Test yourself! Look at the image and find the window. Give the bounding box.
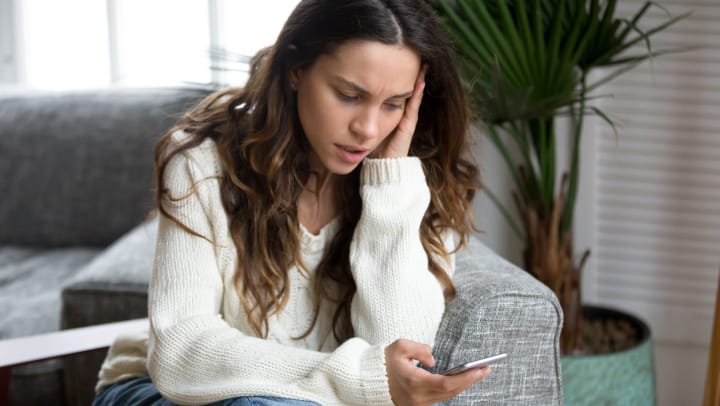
[211,0,299,85]
[11,1,300,89]
[111,0,211,86]
[17,0,111,89]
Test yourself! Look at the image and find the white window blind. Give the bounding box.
[580,0,720,346]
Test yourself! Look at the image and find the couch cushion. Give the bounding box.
[61,217,157,329]
[0,87,210,246]
[0,246,100,339]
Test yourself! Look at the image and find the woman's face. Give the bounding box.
[294,40,421,175]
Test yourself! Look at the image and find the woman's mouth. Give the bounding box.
[335,144,369,164]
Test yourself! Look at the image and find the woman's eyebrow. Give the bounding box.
[334,75,413,99]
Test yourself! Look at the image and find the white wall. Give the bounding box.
[0,0,17,84]
[655,342,709,406]
[469,125,524,267]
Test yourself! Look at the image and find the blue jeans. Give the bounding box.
[92,377,320,406]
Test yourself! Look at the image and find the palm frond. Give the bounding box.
[428,0,688,254]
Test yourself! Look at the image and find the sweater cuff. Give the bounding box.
[359,344,393,404]
[361,157,425,186]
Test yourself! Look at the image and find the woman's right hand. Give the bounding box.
[385,339,491,406]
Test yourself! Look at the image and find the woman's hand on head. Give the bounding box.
[370,65,427,159]
[384,339,491,406]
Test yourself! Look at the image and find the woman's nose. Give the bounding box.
[349,107,381,141]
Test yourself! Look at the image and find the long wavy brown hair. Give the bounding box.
[154,0,479,343]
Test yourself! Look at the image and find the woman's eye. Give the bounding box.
[337,91,359,102]
[384,102,404,111]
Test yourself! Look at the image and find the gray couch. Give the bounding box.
[0,88,563,406]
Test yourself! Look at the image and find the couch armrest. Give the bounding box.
[433,236,563,405]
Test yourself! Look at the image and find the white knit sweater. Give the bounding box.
[95,131,454,405]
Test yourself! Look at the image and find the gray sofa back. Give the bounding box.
[0,87,209,246]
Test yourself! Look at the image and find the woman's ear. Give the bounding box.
[287,44,300,90]
[289,69,300,91]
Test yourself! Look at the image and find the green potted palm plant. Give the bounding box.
[426,0,688,402]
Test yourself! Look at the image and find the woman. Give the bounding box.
[93,0,484,405]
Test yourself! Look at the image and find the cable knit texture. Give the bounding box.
[95,131,452,405]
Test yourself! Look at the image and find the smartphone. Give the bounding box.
[439,353,507,376]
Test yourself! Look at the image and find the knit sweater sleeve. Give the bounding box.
[146,139,393,406]
[349,158,450,346]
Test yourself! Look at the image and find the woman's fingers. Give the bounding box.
[391,337,435,367]
[370,64,427,159]
[394,64,427,143]
[385,339,491,406]
[425,366,491,398]
[398,64,428,135]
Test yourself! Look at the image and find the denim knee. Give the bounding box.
[92,377,172,406]
[94,377,319,406]
[208,396,319,406]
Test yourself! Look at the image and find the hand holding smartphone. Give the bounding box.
[438,353,507,376]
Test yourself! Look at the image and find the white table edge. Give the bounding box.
[0,318,148,368]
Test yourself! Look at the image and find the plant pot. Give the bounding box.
[560,305,655,405]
